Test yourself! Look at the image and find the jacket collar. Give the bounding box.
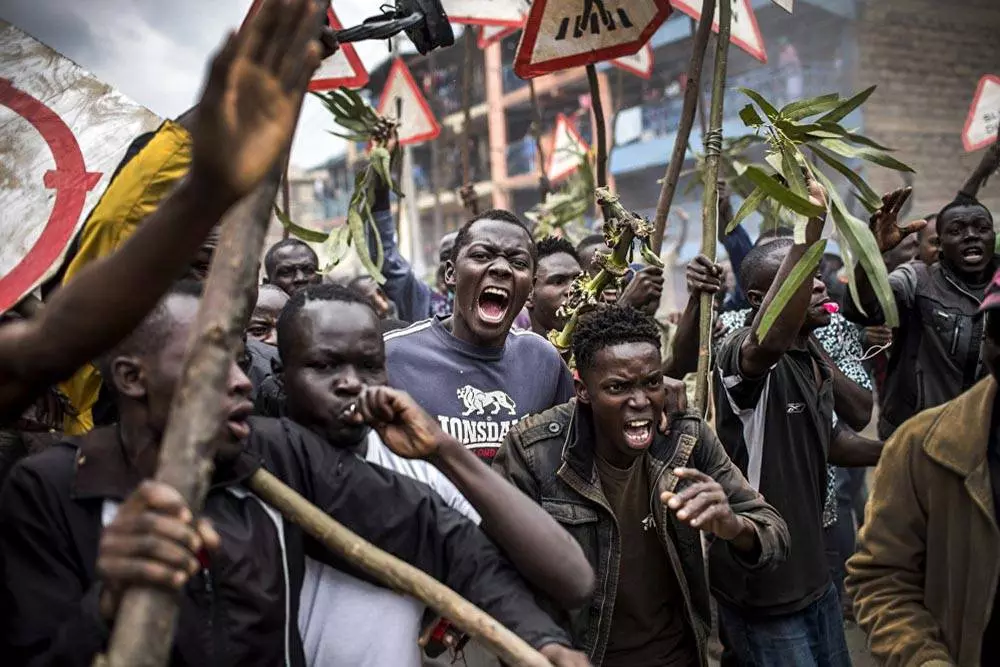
[922,377,997,477]
[71,425,261,502]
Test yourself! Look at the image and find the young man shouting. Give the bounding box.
[526,237,583,338]
[493,305,789,666]
[385,211,574,464]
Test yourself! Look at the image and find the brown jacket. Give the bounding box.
[846,377,1000,667]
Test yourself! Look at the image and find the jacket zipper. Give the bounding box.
[202,567,217,665]
[950,322,961,356]
[648,462,707,667]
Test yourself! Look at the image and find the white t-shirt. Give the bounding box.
[297,431,481,667]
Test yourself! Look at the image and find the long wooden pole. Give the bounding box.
[247,469,552,667]
[586,65,612,221]
[650,0,715,253]
[694,0,732,413]
[98,167,284,667]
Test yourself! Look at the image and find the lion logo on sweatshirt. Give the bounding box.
[457,385,517,417]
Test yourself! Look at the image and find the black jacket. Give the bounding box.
[493,402,789,665]
[0,417,570,666]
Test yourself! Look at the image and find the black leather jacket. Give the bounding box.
[493,402,789,665]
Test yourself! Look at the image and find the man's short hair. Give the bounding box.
[572,305,661,373]
[755,226,794,246]
[450,209,537,266]
[936,193,993,230]
[276,283,375,360]
[739,237,794,297]
[575,234,606,257]
[536,236,581,265]
[264,238,319,277]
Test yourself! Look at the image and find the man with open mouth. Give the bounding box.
[493,304,789,667]
[384,210,574,465]
[843,188,997,439]
[526,237,583,339]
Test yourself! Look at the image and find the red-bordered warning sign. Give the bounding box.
[515,0,672,79]
[478,24,520,49]
[443,0,530,26]
[611,43,654,79]
[546,113,591,183]
[670,0,767,63]
[377,58,441,146]
[244,1,368,90]
[963,74,1000,152]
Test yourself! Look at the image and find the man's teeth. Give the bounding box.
[626,419,651,428]
[483,287,509,299]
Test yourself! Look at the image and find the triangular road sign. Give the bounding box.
[546,114,591,183]
[612,43,654,79]
[515,0,672,79]
[377,58,441,146]
[771,0,793,12]
[963,74,1000,152]
[443,0,530,26]
[670,0,768,63]
[244,1,368,90]
[479,24,520,49]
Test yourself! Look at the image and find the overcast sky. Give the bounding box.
[0,0,397,168]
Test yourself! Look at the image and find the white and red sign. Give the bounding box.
[377,58,441,146]
[546,114,591,183]
[771,0,793,12]
[443,0,530,26]
[0,21,160,313]
[670,0,768,63]
[515,0,672,79]
[612,43,654,79]
[963,74,1000,152]
[245,1,368,90]
[478,24,520,49]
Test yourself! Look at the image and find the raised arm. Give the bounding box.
[813,337,873,431]
[665,255,724,378]
[959,136,1000,199]
[0,3,322,421]
[348,387,595,609]
[740,180,828,377]
[828,423,882,467]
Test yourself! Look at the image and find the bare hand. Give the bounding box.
[97,481,220,622]
[686,254,724,295]
[868,187,927,253]
[619,266,664,313]
[343,386,444,459]
[661,468,744,540]
[658,377,688,433]
[863,325,893,348]
[190,0,323,201]
[540,643,592,666]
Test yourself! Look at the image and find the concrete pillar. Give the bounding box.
[484,41,510,210]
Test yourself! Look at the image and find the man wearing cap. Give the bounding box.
[846,265,1000,667]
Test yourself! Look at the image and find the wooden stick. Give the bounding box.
[281,160,292,240]
[694,0,732,413]
[460,29,480,216]
[247,469,553,667]
[586,65,611,222]
[98,168,284,667]
[528,79,551,200]
[650,0,715,253]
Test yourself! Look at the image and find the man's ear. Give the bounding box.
[525,288,536,311]
[444,260,457,290]
[746,289,765,310]
[574,374,591,405]
[109,356,147,400]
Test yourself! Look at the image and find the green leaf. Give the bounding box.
[764,151,783,174]
[739,104,764,127]
[811,145,882,212]
[349,207,387,285]
[804,129,846,140]
[744,166,825,217]
[780,93,842,121]
[756,239,828,342]
[273,206,329,244]
[778,138,808,198]
[727,187,766,233]
[327,130,368,142]
[844,132,894,152]
[818,86,876,124]
[818,139,914,173]
[739,88,780,121]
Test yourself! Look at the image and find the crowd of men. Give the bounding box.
[1,2,999,666]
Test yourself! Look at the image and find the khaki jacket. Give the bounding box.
[846,377,1000,667]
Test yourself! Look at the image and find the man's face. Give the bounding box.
[282,300,386,446]
[116,295,254,461]
[529,252,582,333]
[577,342,664,461]
[578,242,609,277]
[447,219,534,345]
[270,244,321,295]
[918,223,940,265]
[937,205,995,277]
[804,273,833,330]
[247,286,289,346]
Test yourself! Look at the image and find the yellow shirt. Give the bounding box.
[59,121,192,434]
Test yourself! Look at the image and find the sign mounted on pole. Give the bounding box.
[771,0,793,12]
[478,24,520,49]
[611,43,654,79]
[0,20,160,313]
[377,58,441,146]
[514,0,672,79]
[442,0,530,26]
[670,0,768,63]
[245,0,368,89]
[963,74,1000,152]
[546,114,591,183]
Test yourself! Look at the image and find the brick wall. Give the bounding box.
[857,0,1000,218]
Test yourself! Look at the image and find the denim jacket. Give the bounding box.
[493,401,789,665]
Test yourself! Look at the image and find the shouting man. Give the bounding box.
[526,236,583,338]
[494,305,789,666]
[385,210,574,463]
